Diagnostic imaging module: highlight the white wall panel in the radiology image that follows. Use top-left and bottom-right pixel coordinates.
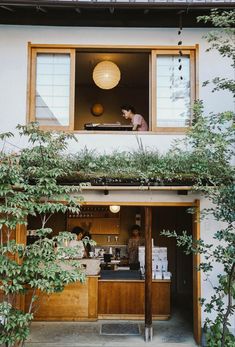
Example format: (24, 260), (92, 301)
(0, 25), (234, 154)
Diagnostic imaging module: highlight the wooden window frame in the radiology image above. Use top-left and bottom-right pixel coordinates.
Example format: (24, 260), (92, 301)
(151, 49), (196, 133)
(27, 44), (197, 134)
(28, 47), (75, 131)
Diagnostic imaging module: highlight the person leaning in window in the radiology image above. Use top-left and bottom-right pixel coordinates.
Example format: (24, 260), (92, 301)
(121, 105), (148, 131)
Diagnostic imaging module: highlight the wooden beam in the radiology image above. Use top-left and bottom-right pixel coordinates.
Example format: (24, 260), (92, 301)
(15, 223), (27, 311)
(29, 43), (197, 50)
(81, 201), (195, 207)
(79, 185), (193, 191)
(193, 199), (201, 345)
(144, 206), (153, 341)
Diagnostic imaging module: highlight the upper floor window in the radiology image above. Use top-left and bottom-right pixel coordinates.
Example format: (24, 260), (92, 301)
(151, 49), (195, 131)
(36, 53), (71, 127)
(28, 46), (196, 133)
(156, 55), (190, 127)
(29, 48), (75, 130)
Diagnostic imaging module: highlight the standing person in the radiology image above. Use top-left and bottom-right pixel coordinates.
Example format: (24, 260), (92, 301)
(121, 105), (148, 131)
(83, 230), (93, 257)
(69, 226), (87, 258)
(127, 224), (145, 270)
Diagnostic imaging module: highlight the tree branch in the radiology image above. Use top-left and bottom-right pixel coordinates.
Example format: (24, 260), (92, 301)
(221, 261), (235, 347)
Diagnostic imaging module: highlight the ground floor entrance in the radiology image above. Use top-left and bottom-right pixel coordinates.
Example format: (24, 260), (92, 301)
(25, 197), (201, 345)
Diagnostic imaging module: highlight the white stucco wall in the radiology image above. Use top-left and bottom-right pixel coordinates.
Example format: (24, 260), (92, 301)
(0, 24), (234, 332)
(0, 25), (234, 153)
(199, 199), (235, 333)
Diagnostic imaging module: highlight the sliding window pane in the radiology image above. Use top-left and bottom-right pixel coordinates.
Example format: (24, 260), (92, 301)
(156, 55), (190, 127)
(35, 53), (70, 126)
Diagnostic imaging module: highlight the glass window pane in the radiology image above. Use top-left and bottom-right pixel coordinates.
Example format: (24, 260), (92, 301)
(157, 98), (189, 110)
(35, 53), (70, 126)
(53, 97), (70, 108)
(37, 63), (54, 75)
(53, 75), (70, 86)
(36, 86), (53, 96)
(156, 55), (191, 127)
(54, 64), (70, 75)
(53, 86), (70, 97)
(36, 107), (69, 127)
(37, 74), (53, 86)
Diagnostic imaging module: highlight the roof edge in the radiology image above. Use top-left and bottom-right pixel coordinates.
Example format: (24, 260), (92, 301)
(1, 1), (235, 10)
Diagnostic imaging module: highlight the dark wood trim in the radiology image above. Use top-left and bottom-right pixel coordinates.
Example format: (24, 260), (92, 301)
(1, 1), (234, 10)
(1, 4), (234, 27)
(144, 206), (153, 340)
(193, 199), (201, 345)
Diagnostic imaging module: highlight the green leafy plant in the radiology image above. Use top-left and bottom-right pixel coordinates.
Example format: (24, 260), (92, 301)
(65, 142), (231, 187)
(0, 124), (88, 347)
(198, 9), (235, 96)
(162, 9), (235, 347)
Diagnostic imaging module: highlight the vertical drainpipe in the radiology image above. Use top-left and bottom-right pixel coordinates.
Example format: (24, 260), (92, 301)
(144, 206), (152, 341)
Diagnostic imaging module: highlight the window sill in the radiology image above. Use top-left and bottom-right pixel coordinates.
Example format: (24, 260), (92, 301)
(32, 125), (189, 135)
(72, 129), (188, 135)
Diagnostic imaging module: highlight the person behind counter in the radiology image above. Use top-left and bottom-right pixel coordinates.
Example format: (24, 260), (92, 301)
(69, 226), (87, 258)
(127, 224), (145, 270)
(83, 230), (93, 257)
(121, 105), (148, 131)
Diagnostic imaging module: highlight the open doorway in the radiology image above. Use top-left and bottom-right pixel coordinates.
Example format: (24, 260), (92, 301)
(152, 206), (194, 335)
(74, 51), (149, 130)
(26, 203), (199, 344)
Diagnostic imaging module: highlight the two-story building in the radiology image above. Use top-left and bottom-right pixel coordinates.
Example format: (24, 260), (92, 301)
(0, 1), (234, 345)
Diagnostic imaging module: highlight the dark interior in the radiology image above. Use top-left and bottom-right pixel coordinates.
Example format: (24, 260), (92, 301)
(74, 51), (149, 130)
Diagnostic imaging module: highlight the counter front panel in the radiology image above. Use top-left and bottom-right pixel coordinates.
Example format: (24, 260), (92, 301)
(25, 276), (98, 321)
(25, 276), (170, 321)
(98, 279), (170, 320)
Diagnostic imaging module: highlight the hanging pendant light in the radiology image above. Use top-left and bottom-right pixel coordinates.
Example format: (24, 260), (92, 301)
(109, 205), (120, 213)
(93, 61), (121, 90)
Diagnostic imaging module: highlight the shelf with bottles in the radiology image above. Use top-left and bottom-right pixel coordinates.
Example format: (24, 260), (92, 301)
(67, 217), (120, 235)
(67, 206), (120, 219)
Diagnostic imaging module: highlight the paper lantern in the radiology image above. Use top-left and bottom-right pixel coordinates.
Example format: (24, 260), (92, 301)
(91, 103), (104, 117)
(109, 205), (120, 213)
(93, 61), (121, 90)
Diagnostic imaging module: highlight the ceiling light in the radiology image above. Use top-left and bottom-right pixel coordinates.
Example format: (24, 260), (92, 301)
(93, 61), (121, 90)
(109, 205), (120, 213)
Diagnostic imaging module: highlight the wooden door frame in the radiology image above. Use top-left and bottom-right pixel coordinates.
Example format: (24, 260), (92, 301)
(15, 224), (27, 311)
(82, 199), (201, 344)
(193, 199), (201, 345)
(16, 199), (201, 343)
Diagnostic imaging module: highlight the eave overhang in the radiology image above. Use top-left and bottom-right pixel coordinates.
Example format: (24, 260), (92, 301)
(0, 1), (234, 27)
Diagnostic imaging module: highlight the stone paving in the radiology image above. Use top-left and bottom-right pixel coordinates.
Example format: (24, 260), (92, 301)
(25, 309), (198, 347)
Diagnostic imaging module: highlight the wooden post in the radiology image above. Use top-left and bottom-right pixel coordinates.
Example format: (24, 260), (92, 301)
(144, 206), (153, 342)
(15, 223), (27, 312)
(193, 200), (201, 345)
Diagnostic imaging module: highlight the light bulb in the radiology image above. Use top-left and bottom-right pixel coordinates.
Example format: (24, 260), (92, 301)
(109, 205), (120, 213)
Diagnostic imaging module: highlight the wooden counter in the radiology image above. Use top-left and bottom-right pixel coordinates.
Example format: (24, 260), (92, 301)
(98, 279), (171, 320)
(25, 276), (98, 321)
(25, 277), (170, 321)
